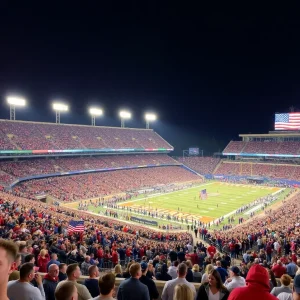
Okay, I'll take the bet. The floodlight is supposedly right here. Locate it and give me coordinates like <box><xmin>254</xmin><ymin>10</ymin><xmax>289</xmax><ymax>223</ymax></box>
<box><xmin>89</xmin><ymin>107</ymin><xmax>103</xmax><ymax>116</ymax></box>
<box><xmin>119</xmin><ymin>111</ymin><xmax>131</xmax><ymax>119</ymax></box>
<box><xmin>52</xmin><ymin>103</ymin><xmax>68</xmax><ymax>111</ymax></box>
<box><xmin>6</xmin><ymin>96</ymin><xmax>27</xmax><ymax>120</ymax></box>
<box><xmin>145</xmin><ymin>113</ymin><xmax>157</xmax><ymax>121</ymax></box>
<box><xmin>145</xmin><ymin>112</ymin><xmax>157</xmax><ymax>129</ymax></box>
<box><xmin>7</xmin><ymin>96</ymin><xmax>26</xmax><ymax>106</ymax></box>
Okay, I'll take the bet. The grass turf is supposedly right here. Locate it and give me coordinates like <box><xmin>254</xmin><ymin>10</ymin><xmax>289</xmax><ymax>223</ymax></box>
<box><xmin>86</xmin><ymin>182</ymin><xmax>284</xmax><ymax>227</ymax></box>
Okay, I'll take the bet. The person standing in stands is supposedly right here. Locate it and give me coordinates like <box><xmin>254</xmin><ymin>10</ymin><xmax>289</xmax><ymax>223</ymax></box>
<box><xmin>90</xmin><ymin>273</ymin><xmax>116</xmax><ymax>300</ymax></box>
<box><xmin>7</xmin><ymin>262</ymin><xmax>45</xmax><ymax>300</ymax></box>
<box><xmin>117</xmin><ymin>263</ymin><xmax>150</xmax><ymax>300</ymax></box>
<box><xmin>54</xmin><ymin>281</ymin><xmax>78</xmax><ymax>300</ymax></box>
<box><xmin>55</xmin><ymin>263</ymin><xmax>91</xmax><ymax>300</ymax></box>
<box><xmin>83</xmin><ymin>265</ymin><xmax>100</xmax><ymax>298</ymax></box>
<box><xmin>139</xmin><ymin>262</ymin><xmax>159</xmax><ymax>300</ymax></box>
<box><xmin>43</xmin><ymin>264</ymin><xmax>59</xmax><ymax>300</ymax></box>
<box><xmin>162</xmin><ymin>263</ymin><xmax>196</xmax><ymax>300</ymax></box>
<box><xmin>196</xmin><ymin>269</ymin><xmax>229</xmax><ymax>300</ymax></box>
<box><xmin>0</xmin><ymin>239</ymin><xmax>18</xmax><ymax>300</ymax></box>
<box><xmin>58</xmin><ymin>263</ymin><xmax>67</xmax><ymax>282</ymax></box>
<box><xmin>228</xmin><ymin>264</ymin><xmax>278</xmax><ymax>300</ymax></box>
<box><xmin>224</xmin><ymin>266</ymin><xmax>246</xmax><ymax>292</ymax></box>
<box><xmin>277</xmin><ymin>274</ymin><xmax>300</xmax><ymax>300</ymax></box>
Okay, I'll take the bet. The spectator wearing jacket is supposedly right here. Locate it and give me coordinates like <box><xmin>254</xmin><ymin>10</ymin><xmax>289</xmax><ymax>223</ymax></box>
<box><xmin>228</xmin><ymin>265</ymin><xmax>278</xmax><ymax>300</ymax></box>
<box><xmin>43</xmin><ymin>264</ymin><xmax>59</xmax><ymax>300</ymax></box>
<box><xmin>196</xmin><ymin>269</ymin><xmax>229</xmax><ymax>300</ymax></box>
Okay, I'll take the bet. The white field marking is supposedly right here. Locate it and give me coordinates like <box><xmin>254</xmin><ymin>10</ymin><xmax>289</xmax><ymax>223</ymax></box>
<box><xmin>237</xmin><ymin>196</ymin><xmax>242</xmax><ymax>198</ymax></box>
<box><xmin>119</xmin><ymin>182</ymin><xmax>215</xmax><ymax>205</ymax></box>
<box><xmin>221</xmin><ymin>202</ymin><xmax>227</xmax><ymax>204</ymax></box>
<box><xmin>201</xmin><ymin>210</ymin><xmax>209</xmax><ymax>213</ymax></box>
<box><xmin>244</xmin><ymin>204</ymin><xmax>264</xmax><ymax>215</ymax></box>
<box><xmin>272</xmin><ymin>188</ymin><xmax>285</xmax><ymax>196</ymax></box>
<box><xmin>208</xmin><ymin>208</ymin><xmax>215</xmax><ymax>210</ymax></box>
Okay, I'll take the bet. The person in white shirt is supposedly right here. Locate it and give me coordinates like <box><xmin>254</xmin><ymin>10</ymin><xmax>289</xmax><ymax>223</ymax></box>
<box><xmin>7</xmin><ymin>262</ymin><xmax>45</xmax><ymax>300</ymax></box>
<box><xmin>168</xmin><ymin>261</ymin><xmax>178</xmax><ymax>279</ymax></box>
<box><xmin>162</xmin><ymin>263</ymin><xmax>196</xmax><ymax>300</ymax></box>
<box><xmin>224</xmin><ymin>266</ymin><xmax>246</xmax><ymax>292</ymax></box>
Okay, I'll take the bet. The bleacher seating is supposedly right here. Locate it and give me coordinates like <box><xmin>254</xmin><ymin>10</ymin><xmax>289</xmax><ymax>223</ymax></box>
<box><xmin>0</xmin><ymin>154</ymin><xmax>178</xmax><ymax>185</ymax></box>
<box><xmin>177</xmin><ymin>157</ymin><xmax>220</xmax><ymax>174</ymax></box>
<box><xmin>0</xmin><ymin>120</ymin><xmax>173</xmax><ymax>150</ymax></box>
<box><xmin>223</xmin><ymin>140</ymin><xmax>300</xmax><ymax>155</ymax></box>
<box><xmin>13</xmin><ymin>166</ymin><xmax>202</xmax><ymax>201</ymax></box>
<box><xmin>214</xmin><ymin>161</ymin><xmax>300</xmax><ymax>180</ymax></box>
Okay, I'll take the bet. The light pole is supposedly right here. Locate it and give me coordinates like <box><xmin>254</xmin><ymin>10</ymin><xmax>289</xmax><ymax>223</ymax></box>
<box><xmin>52</xmin><ymin>102</ymin><xmax>68</xmax><ymax>124</ymax></box>
<box><xmin>119</xmin><ymin>111</ymin><xmax>131</xmax><ymax>128</ymax></box>
<box><xmin>89</xmin><ymin>107</ymin><xmax>103</xmax><ymax>126</ymax></box>
<box><xmin>6</xmin><ymin>96</ymin><xmax>26</xmax><ymax>120</ymax></box>
<box><xmin>145</xmin><ymin>113</ymin><xmax>157</xmax><ymax>129</ymax></box>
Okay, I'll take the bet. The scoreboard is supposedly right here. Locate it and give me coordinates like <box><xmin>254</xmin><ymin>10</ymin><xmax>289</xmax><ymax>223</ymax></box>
<box><xmin>189</xmin><ymin>148</ymin><xmax>199</xmax><ymax>156</ymax></box>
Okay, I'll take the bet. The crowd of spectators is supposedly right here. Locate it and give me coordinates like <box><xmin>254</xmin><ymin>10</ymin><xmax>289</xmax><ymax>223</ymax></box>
<box><xmin>0</xmin><ymin>120</ymin><xmax>173</xmax><ymax>150</ymax></box>
<box><xmin>177</xmin><ymin>157</ymin><xmax>220</xmax><ymax>175</ymax></box>
<box><xmin>13</xmin><ymin>166</ymin><xmax>202</xmax><ymax>201</ymax></box>
<box><xmin>0</xmin><ymin>154</ymin><xmax>178</xmax><ymax>185</ymax></box>
<box><xmin>214</xmin><ymin>161</ymin><xmax>300</xmax><ymax>181</ymax></box>
<box><xmin>223</xmin><ymin>140</ymin><xmax>300</xmax><ymax>155</ymax></box>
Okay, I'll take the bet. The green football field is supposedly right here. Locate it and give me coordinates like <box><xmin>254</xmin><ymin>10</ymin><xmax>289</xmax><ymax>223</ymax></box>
<box><xmin>118</xmin><ymin>182</ymin><xmax>284</xmax><ymax>223</ymax></box>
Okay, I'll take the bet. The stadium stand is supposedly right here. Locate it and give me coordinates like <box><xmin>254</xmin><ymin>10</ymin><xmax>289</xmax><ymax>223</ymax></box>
<box><xmin>0</xmin><ymin>120</ymin><xmax>173</xmax><ymax>150</ymax></box>
<box><xmin>223</xmin><ymin>140</ymin><xmax>300</xmax><ymax>155</ymax></box>
<box><xmin>177</xmin><ymin>157</ymin><xmax>220</xmax><ymax>174</ymax></box>
<box><xmin>213</xmin><ymin>161</ymin><xmax>300</xmax><ymax>180</ymax></box>
<box><xmin>13</xmin><ymin>166</ymin><xmax>202</xmax><ymax>201</ymax></box>
<box><xmin>0</xmin><ymin>154</ymin><xmax>179</xmax><ymax>185</ymax></box>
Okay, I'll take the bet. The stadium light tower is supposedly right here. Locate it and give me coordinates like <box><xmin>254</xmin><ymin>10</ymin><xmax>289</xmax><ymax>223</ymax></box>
<box><xmin>89</xmin><ymin>107</ymin><xmax>103</xmax><ymax>126</ymax></box>
<box><xmin>6</xmin><ymin>96</ymin><xmax>26</xmax><ymax>120</ymax></box>
<box><xmin>119</xmin><ymin>110</ymin><xmax>131</xmax><ymax>128</ymax></box>
<box><xmin>52</xmin><ymin>102</ymin><xmax>68</xmax><ymax>124</ymax></box>
<box><xmin>145</xmin><ymin>113</ymin><xmax>157</xmax><ymax>129</ymax></box>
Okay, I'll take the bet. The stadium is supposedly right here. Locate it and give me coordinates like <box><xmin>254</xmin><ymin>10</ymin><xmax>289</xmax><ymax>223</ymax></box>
<box><xmin>1</xmin><ymin>99</ymin><xmax>300</xmax><ymax>300</ymax></box>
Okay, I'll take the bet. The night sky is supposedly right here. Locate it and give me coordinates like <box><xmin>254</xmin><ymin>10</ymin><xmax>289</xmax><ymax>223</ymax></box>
<box><xmin>1</xmin><ymin>3</ymin><xmax>300</xmax><ymax>155</ymax></box>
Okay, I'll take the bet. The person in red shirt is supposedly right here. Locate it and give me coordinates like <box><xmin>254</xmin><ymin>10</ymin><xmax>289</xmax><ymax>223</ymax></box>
<box><xmin>112</xmin><ymin>250</ymin><xmax>118</xmax><ymax>266</ymax></box>
<box><xmin>207</xmin><ymin>244</ymin><xmax>216</xmax><ymax>258</ymax></box>
<box><xmin>271</xmin><ymin>260</ymin><xmax>286</xmax><ymax>278</ymax></box>
<box><xmin>190</xmin><ymin>250</ymin><xmax>198</xmax><ymax>266</ymax></box>
<box><xmin>97</xmin><ymin>246</ymin><xmax>104</xmax><ymax>269</ymax></box>
<box><xmin>37</xmin><ymin>249</ymin><xmax>50</xmax><ymax>273</ymax></box>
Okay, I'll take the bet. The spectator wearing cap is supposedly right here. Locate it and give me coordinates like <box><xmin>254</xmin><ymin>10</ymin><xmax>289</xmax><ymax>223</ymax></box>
<box><xmin>224</xmin><ymin>266</ymin><xmax>246</xmax><ymax>292</ymax></box>
<box><xmin>271</xmin><ymin>274</ymin><xmax>292</xmax><ymax>297</ymax></box>
<box><xmin>228</xmin><ymin>264</ymin><xmax>278</xmax><ymax>300</ymax></box>
<box><xmin>139</xmin><ymin>262</ymin><xmax>159</xmax><ymax>300</ymax></box>
<box><xmin>161</xmin><ymin>263</ymin><xmax>196</xmax><ymax>300</ymax></box>
<box><xmin>117</xmin><ymin>262</ymin><xmax>150</xmax><ymax>300</ymax></box>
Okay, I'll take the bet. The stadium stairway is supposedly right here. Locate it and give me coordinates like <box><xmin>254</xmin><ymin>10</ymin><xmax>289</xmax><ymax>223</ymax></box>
<box><xmin>212</xmin><ymin>159</ymin><xmax>223</xmax><ymax>174</ymax></box>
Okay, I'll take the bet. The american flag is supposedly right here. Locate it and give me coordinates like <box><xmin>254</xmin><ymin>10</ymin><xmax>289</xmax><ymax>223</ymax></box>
<box><xmin>275</xmin><ymin>113</ymin><xmax>300</xmax><ymax>130</ymax></box>
<box><xmin>200</xmin><ymin>189</ymin><xmax>207</xmax><ymax>200</ymax></box>
<box><xmin>68</xmin><ymin>220</ymin><xmax>85</xmax><ymax>233</ymax></box>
